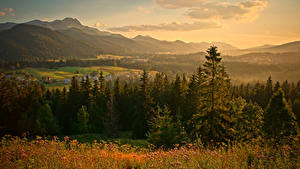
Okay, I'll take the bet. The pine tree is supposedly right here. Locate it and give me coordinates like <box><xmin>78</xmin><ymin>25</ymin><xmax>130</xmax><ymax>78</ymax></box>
<box><xmin>36</xmin><ymin>104</ymin><xmax>59</xmax><ymax>135</ymax></box>
<box><xmin>183</xmin><ymin>67</ymin><xmax>206</xmax><ymax>136</ymax></box>
<box><xmin>193</xmin><ymin>46</ymin><xmax>232</xmax><ymax>143</ymax></box>
<box><xmin>103</xmin><ymin>90</ymin><xmax>119</xmax><ymax>137</ymax></box>
<box><xmin>281</xmin><ymin>80</ymin><xmax>290</xmax><ymax>101</ymax></box>
<box><xmin>264</xmin><ymin>89</ymin><xmax>299</xmax><ymax>143</ymax></box>
<box><xmin>133</xmin><ymin>70</ymin><xmax>154</xmax><ymax>138</ymax></box>
<box><xmin>99</xmin><ymin>71</ymin><xmax>105</xmax><ymax>95</ymax></box>
<box><xmin>92</xmin><ymin>79</ymin><xmax>100</xmax><ymax>99</ymax></box>
<box><xmin>252</xmin><ymin>82</ymin><xmax>265</xmax><ymax>108</ymax></box>
<box><xmin>230</xmin><ymin>98</ymin><xmax>263</xmax><ymax>141</ymax></box>
<box><xmin>183</xmin><ymin>74</ymin><xmax>199</xmax><ymax>133</ymax></box>
<box><xmin>66</xmin><ymin>76</ymin><xmax>82</xmax><ymax>133</ymax></box>
<box><xmin>95</xmin><ymin>72</ymin><xmax>106</xmax><ymax>113</ymax></box>
<box><xmin>119</xmin><ymin>83</ymin><xmax>135</xmax><ymax>131</ymax></box>
<box><xmin>147</xmin><ymin>105</ymin><xmax>187</xmax><ymax>148</ymax></box>
<box><xmin>169</xmin><ymin>74</ymin><xmax>185</xmax><ymax>119</ymax></box>
<box><xmin>88</xmin><ymin>102</ymin><xmax>104</xmax><ymax>133</ymax></box>
<box><xmin>76</xmin><ymin>105</ymin><xmax>89</xmax><ymax>133</ymax></box>
<box><xmin>81</xmin><ymin>75</ymin><xmax>92</xmax><ymax>105</ymax></box>
<box><xmin>265</xmin><ymin>76</ymin><xmax>273</xmax><ymax>107</ymax></box>
<box><xmin>293</xmin><ymin>99</ymin><xmax>300</xmax><ymax>126</ymax></box>
<box><xmin>152</xmin><ymin>73</ymin><xmax>165</xmax><ymax>106</ymax></box>
<box><xmin>274</xmin><ymin>81</ymin><xmax>280</xmax><ymax>92</ymax></box>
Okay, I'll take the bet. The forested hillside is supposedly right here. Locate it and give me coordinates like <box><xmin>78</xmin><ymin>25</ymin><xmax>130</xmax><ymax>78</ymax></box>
<box><xmin>0</xmin><ymin>24</ymin><xmax>99</xmax><ymax>61</ymax></box>
<box><xmin>1</xmin><ymin>47</ymin><xmax>298</xmax><ymax>146</ymax></box>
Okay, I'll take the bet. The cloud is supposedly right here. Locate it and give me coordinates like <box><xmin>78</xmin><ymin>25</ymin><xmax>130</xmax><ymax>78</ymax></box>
<box><xmin>108</xmin><ymin>21</ymin><xmax>222</xmax><ymax>32</ymax></box>
<box><xmin>138</xmin><ymin>6</ymin><xmax>152</xmax><ymax>14</ymax></box>
<box><xmin>186</xmin><ymin>0</ymin><xmax>268</xmax><ymax>22</ymax></box>
<box><xmin>156</xmin><ymin>0</ymin><xmax>207</xmax><ymax>9</ymax></box>
<box><xmin>187</xmin><ymin>1</ymin><xmax>268</xmax><ymax>21</ymax></box>
<box><xmin>94</xmin><ymin>22</ymin><xmax>107</xmax><ymax>28</ymax></box>
<box><xmin>156</xmin><ymin>0</ymin><xmax>268</xmax><ymax>22</ymax></box>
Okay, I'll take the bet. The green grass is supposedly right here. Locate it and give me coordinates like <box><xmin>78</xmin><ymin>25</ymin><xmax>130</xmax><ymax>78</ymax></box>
<box><xmin>80</xmin><ymin>54</ymin><xmax>133</xmax><ymax>60</ymax></box>
<box><xmin>64</xmin><ymin>132</ymin><xmax>149</xmax><ymax>148</ymax></box>
<box><xmin>7</xmin><ymin>66</ymin><xmax>158</xmax><ymax>89</ymax></box>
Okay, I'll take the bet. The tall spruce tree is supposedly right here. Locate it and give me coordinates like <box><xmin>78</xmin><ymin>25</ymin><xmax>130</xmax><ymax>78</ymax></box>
<box><xmin>169</xmin><ymin>74</ymin><xmax>185</xmax><ymax>119</ymax></box>
<box><xmin>81</xmin><ymin>76</ymin><xmax>92</xmax><ymax>105</ymax></box>
<box><xmin>264</xmin><ymin>89</ymin><xmax>299</xmax><ymax>143</ymax></box>
<box><xmin>183</xmin><ymin>67</ymin><xmax>206</xmax><ymax>136</ymax></box>
<box><xmin>133</xmin><ymin>70</ymin><xmax>154</xmax><ymax>138</ymax></box>
<box><xmin>76</xmin><ymin>105</ymin><xmax>89</xmax><ymax>134</ymax></box>
<box><xmin>264</xmin><ymin>76</ymin><xmax>273</xmax><ymax>107</ymax></box>
<box><xmin>103</xmin><ymin>90</ymin><xmax>119</xmax><ymax>137</ymax></box>
<box><xmin>152</xmin><ymin>73</ymin><xmax>165</xmax><ymax>106</ymax></box>
<box><xmin>88</xmin><ymin>101</ymin><xmax>103</xmax><ymax>133</ymax></box>
<box><xmin>193</xmin><ymin>46</ymin><xmax>232</xmax><ymax>143</ymax></box>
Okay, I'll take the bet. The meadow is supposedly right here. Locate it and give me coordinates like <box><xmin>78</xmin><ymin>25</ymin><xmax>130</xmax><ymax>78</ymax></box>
<box><xmin>0</xmin><ymin>135</ymin><xmax>299</xmax><ymax>169</ymax></box>
<box><xmin>8</xmin><ymin>66</ymin><xmax>157</xmax><ymax>89</ymax></box>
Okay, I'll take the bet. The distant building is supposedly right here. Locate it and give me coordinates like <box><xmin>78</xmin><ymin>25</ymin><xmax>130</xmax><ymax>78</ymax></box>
<box><xmin>63</xmin><ymin>79</ymin><xmax>71</xmax><ymax>84</ymax></box>
<box><xmin>93</xmin><ymin>76</ymin><xmax>99</xmax><ymax>81</ymax></box>
<box><xmin>42</xmin><ymin>76</ymin><xmax>52</xmax><ymax>84</ymax></box>
<box><xmin>106</xmin><ymin>74</ymin><xmax>112</xmax><ymax>81</ymax></box>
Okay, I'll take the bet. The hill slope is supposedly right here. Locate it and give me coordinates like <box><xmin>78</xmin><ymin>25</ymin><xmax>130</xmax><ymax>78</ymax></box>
<box><xmin>0</xmin><ymin>18</ymin><xmax>299</xmax><ymax>60</ymax></box>
<box><xmin>0</xmin><ymin>18</ymin><xmax>239</xmax><ymax>56</ymax></box>
<box><xmin>242</xmin><ymin>41</ymin><xmax>300</xmax><ymax>54</ymax></box>
<box><xmin>0</xmin><ymin>24</ymin><xmax>98</xmax><ymax>61</ymax></box>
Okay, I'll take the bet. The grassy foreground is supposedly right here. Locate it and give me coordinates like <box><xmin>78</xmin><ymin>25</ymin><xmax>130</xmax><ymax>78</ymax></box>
<box><xmin>0</xmin><ymin>136</ymin><xmax>299</xmax><ymax>169</ymax></box>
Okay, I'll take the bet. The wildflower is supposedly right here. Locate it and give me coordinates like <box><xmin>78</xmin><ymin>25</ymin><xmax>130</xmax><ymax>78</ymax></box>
<box><xmin>64</xmin><ymin>136</ymin><xmax>69</xmax><ymax>142</ymax></box>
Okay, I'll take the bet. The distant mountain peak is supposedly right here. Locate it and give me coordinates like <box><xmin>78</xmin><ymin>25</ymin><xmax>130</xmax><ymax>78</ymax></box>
<box><xmin>134</xmin><ymin>35</ymin><xmax>153</xmax><ymax>39</ymax></box>
<box><xmin>133</xmin><ymin>35</ymin><xmax>161</xmax><ymax>42</ymax></box>
<box><xmin>61</xmin><ymin>17</ymin><xmax>81</xmax><ymax>25</ymax></box>
<box><xmin>174</xmin><ymin>40</ymin><xmax>185</xmax><ymax>43</ymax></box>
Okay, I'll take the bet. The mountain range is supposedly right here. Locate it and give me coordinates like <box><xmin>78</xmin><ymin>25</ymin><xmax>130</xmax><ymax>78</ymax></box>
<box><xmin>0</xmin><ymin>17</ymin><xmax>300</xmax><ymax>61</ymax></box>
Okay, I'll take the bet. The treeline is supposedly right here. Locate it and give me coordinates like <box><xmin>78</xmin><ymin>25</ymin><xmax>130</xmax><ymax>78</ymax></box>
<box><xmin>232</xmin><ymin>78</ymin><xmax>300</xmax><ymax>118</ymax></box>
<box><xmin>0</xmin><ymin>58</ymin><xmax>150</xmax><ymax>71</ymax></box>
<box><xmin>0</xmin><ymin>47</ymin><xmax>299</xmax><ymax>147</ymax></box>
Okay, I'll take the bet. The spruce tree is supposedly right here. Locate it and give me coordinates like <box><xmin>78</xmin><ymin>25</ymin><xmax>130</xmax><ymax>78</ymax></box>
<box><xmin>183</xmin><ymin>67</ymin><xmax>206</xmax><ymax>136</ymax></box>
<box><xmin>76</xmin><ymin>105</ymin><xmax>89</xmax><ymax>133</ymax></box>
<box><xmin>152</xmin><ymin>73</ymin><xmax>165</xmax><ymax>106</ymax></box>
<box><xmin>230</xmin><ymin>98</ymin><xmax>263</xmax><ymax>141</ymax></box>
<box><xmin>66</xmin><ymin>76</ymin><xmax>81</xmax><ymax>133</ymax></box>
<box><xmin>99</xmin><ymin>71</ymin><xmax>105</xmax><ymax>95</ymax></box>
<box><xmin>293</xmin><ymin>99</ymin><xmax>300</xmax><ymax>126</ymax></box>
<box><xmin>264</xmin><ymin>89</ymin><xmax>299</xmax><ymax>143</ymax></box>
<box><xmin>133</xmin><ymin>70</ymin><xmax>154</xmax><ymax>138</ymax></box>
<box><xmin>81</xmin><ymin>75</ymin><xmax>92</xmax><ymax>105</ymax></box>
<box><xmin>193</xmin><ymin>46</ymin><xmax>232</xmax><ymax>143</ymax></box>
<box><xmin>274</xmin><ymin>81</ymin><xmax>280</xmax><ymax>92</ymax></box>
<box><xmin>36</xmin><ymin>104</ymin><xmax>59</xmax><ymax>135</ymax></box>
<box><xmin>103</xmin><ymin>90</ymin><xmax>119</xmax><ymax>137</ymax></box>
<box><xmin>147</xmin><ymin>105</ymin><xmax>187</xmax><ymax>148</ymax></box>
<box><xmin>169</xmin><ymin>74</ymin><xmax>185</xmax><ymax>119</ymax></box>
<box><xmin>88</xmin><ymin>102</ymin><xmax>103</xmax><ymax>133</ymax></box>
<box><xmin>92</xmin><ymin>79</ymin><xmax>100</xmax><ymax>99</ymax></box>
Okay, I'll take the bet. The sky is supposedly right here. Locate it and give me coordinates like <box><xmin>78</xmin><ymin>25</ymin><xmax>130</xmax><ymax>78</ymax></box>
<box><xmin>0</xmin><ymin>0</ymin><xmax>299</xmax><ymax>48</ymax></box>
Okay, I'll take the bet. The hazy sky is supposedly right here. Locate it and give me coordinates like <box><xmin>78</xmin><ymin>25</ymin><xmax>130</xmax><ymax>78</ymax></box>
<box><xmin>0</xmin><ymin>0</ymin><xmax>299</xmax><ymax>48</ymax></box>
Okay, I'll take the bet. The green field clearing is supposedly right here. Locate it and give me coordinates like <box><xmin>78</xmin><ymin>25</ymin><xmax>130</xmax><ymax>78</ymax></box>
<box><xmin>8</xmin><ymin>66</ymin><xmax>157</xmax><ymax>89</ymax></box>
<box><xmin>80</xmin><ymin>54</ymin><xmax>133</xmax><ymax>60</ymax></box>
